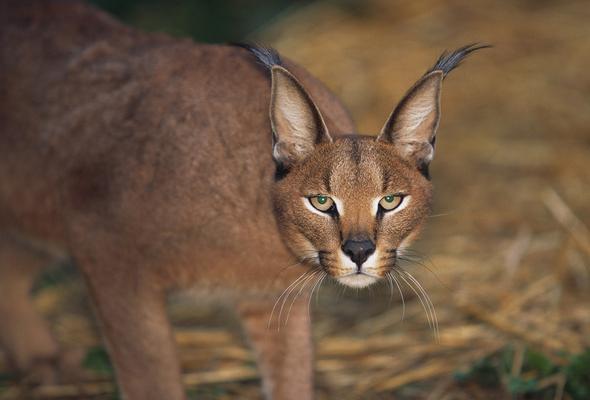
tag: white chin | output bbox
[337,274,379,288]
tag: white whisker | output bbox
[400,270,439,341]
[268,267,316,330]
[307,273,326,319]
[284,270,320,326]
[396,271,434,336]
[314,273,326,306]
[389,271,406,321]
[386,272,394,305]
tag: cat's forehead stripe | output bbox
[381,168,391,193]
[322,167,332,193]
[350,138,361,165]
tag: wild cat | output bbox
[0,1,486,398]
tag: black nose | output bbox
[342,239,375,267]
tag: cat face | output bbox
[261,44,486,287]
[272,136,432,288]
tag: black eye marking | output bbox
[327,204,338,218]
[376,206,385,222]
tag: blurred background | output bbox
[2,0,589,399]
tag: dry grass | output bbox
[1,0,589,398]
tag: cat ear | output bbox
[377,71,442,176]
[377,43,490,177]
[270,66,332,168]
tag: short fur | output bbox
[0,2,485,399]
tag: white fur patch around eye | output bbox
[371,197,381,216]
[332,197,344,216]
[302,196,344,217]
[371,195,411,216]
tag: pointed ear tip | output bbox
[417,70,443,92]
[424,70,444,82]
[271,65,291,76]
[271,66,299,86]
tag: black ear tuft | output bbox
[232,42,282,71]
[427,43,491,78]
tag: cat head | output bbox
[244,44,488,288]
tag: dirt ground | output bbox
[1,0,589,399]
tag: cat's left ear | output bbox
[377,43,490,177]
[377,71,442,176]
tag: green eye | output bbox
[309,195,335,212]
[379,194,403,211]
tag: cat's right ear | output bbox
[270,66,332,168]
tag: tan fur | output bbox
[272,138,432,289]
[0,1,464,399]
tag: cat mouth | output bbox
[335,272,380,288]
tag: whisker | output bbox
[280,251,318,269]
[385,272,394,306]
[268,267,316,330]
[268,253,317,288]
[389,271,406,321]
[396,270,434,336]
[428,211,454,218]
[314,273,326,306]
[406,271,439,341]
[401,270,435,334]
[340,285,348,298]
[397,248,430,260]
[268,270,308,330]
[281,268,324,326]
[277,268,319,330]
[397,255,448,290]
[400,270,439,341]
[284,270,320,326]
[307,272,326,320]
